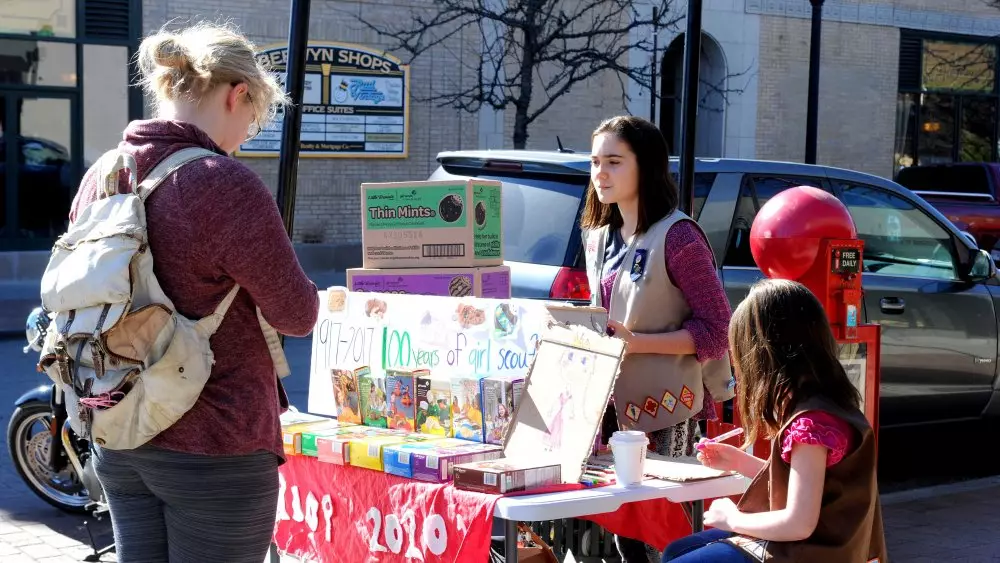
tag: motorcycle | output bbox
[7,307,108,516]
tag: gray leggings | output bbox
[92,444,279,563]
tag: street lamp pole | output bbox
[276,0,312,237]
[804,0,824,165]
[677,0,703,216]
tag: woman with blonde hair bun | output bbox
[74,21,320,563]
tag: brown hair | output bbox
[729,279,861,448]
[579,115,679,234]
[136,21,289,125]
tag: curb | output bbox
[880,475,1000,506]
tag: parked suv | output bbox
[429,151,1000,428]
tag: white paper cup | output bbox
[609,430,649,487]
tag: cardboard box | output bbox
[416,376,453,436]
[451,375,485,442]
[281,419,346,456]
[385,368,424,432]
[481,374,524,445]
[347,266,511,299]
[315,427,400,465]
[358,367,389,428]
[330,367,362,424]
[348,433,441,472]
[452,457,562,494]
[300,422,359,457]
[360,179,503,268]
[383,439,503,482]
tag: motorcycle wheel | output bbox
[7,401,91,514]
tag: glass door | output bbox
[0,91,79,249]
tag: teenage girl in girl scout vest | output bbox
[662,279,887,563]
[581,115,735,562]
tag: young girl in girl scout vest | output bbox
[581,115,735,563]
[663,279,887,563]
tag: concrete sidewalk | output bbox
[3,477,999,562]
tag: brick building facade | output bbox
[3,0,1000,254]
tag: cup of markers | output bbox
[579,460,617,487]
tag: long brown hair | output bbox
[729,279,861,448]
[579,116,679,234]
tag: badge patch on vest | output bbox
[629,249,648,281]
[679,385,695,410]
[642,396,659,417]
[661,390,678,413]
[624,403,641,422]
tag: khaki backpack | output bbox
[37,147,290,450]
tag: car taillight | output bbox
[550,267,591,301]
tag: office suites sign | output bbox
[238,42,410,158]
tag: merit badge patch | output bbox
[624,403,641,422]
[629,249,648,281]
[661,390,678,413]
[643,397,659,417]
[679,385,695,410]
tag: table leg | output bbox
[690,500,705,533]
[503,518,518,563]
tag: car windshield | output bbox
[429,169,587,266]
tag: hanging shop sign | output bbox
[238,41,410,159]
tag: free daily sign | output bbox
[307,288,560,417]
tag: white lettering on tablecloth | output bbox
[277,473,335,539]
[363,506,449,558]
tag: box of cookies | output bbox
[347,266,511,299]
[281,418,345,456]
[481,374,524,445]
[383,439,503,482]
[451,375,485,442]
[348,433,441,472]
[360,179,503,268]
[358,366,389,428]
[330,367,362,424]
[300,421,359,457]
[415,375,452,436]
[315,426,400,465]
[452,457,562,494]
[385,368,423,432]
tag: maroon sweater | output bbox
[70,120,319,460]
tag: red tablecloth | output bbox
[274,456,701,562]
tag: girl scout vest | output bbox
[583,211,735,433]
[723,395,888,563]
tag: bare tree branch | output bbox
[354,0,751,148]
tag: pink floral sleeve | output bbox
[780,410,856,467]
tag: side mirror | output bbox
[961,231,978,247]
[967,248,997,282]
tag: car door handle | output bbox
[880,297,905,313]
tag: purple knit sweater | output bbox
[600,220,732,420]
[70,120,319,460]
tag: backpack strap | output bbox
[137,147,217,201]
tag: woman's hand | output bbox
[606,321,636,351]
[704,497,739,531]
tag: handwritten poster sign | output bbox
[307,289,599,416]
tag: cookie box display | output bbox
[315,426,401,465]
[452,457,563,494]
[358,367,389,428]
[481,374,524,445]
[415,375,452,437]
[360,179,503,268]
[299,421,360,457]
[281,418,347,456]
[385,368,423,432]
[330,367,362,424]
[347,266,511,299]
[451,375,485,442]
[348,433,442,472]
[383,439,503,482]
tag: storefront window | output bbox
[896,33,1000,168]
[0,40,77,87]
[0,0,76,38]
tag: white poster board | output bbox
[307,288,606,417]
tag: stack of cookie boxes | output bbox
[350,179,510,298]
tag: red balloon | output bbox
[750,186,856,281]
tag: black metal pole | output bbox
[805,0,824,165]
[650,7,658,122]
[275,0,311,237]
[677,0,702,216]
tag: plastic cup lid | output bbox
[610,430,648,443]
